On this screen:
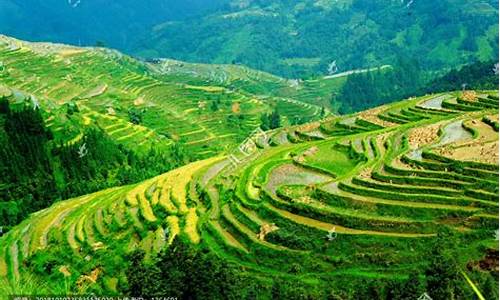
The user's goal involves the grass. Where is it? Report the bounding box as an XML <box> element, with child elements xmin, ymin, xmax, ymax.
<box><xmin>301</xmin><ymin>143</ymin><xmax>362</xmax><ymax>177</ymax></box>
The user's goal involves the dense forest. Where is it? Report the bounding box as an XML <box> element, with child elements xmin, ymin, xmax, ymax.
<box><xmin>424</xmin><ymin>60</ymin><xmax>499</xmax><ymax>93</ymax></box>
<box><xmin>0</xmin><ymin>0</ymin><xmax>229</xmax><ymax>49</ymax></box>
<box><xmin>1</xmin><ymin>0</ymin><xmax>497</xmax><ymax>78</ymax></box>
<box><xmin>0</xmin><ymin>98</ymin><xmax>192</xmax><ymax>229</ymax></box>
<box><xmin>337</xmin><ymin>59</ymin><xmax>499</xmax><ymax>113</ymax></box>
<box><xmin>337</xmin><ymin>58</ymin><xmax>423</xmax><ymax>113</ymax></box>
<box><xmin>135</xmin><ymin>0</ymin><xmax>498</xmax><ymax>78</ymax></box>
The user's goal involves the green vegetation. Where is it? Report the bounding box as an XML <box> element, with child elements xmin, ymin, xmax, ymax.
<box><xmin>1</xmin><ymin>1</ymin><xmax>497</xmax><ymax>79</ymax></box>
<box><xmin>299</xmin><ymin>143</ymin><xmax>363</xmax><ymax>177</ymax></box>
<box><xmin>0</xmin><ymin>0</ymin><xmax>498</xmax><ymax>296</ymax></box>
<box><xmin>260</xmin><ymin>107</ymin><xmax>281</xmax><ymax>130</ymax></box>
<box><xmin>0</xmin><ymin>35</ymin><xmax>326</xmax><ymax>157</ymax></box>
<box><xmin>125</xmin><ymin>238</ymin><xmax>244</xmax><ymax>298</ymax></box>
<box><xmin>425</xmin><ymin>59</ymin><xmax>499</xmax><ymax>93</ymax></box>
<box><xmin>0</xmin><ymin>87</ymin><xmax>497</xmax><ymax>298</ymax></box>
<box><xmin>132</xmin><ymin>0</ymin><xmax>498</xmax><ymax>78</ymax></box>
<box><xmin>0</xmin><ymin>97</ymin><xmax>191</xmax><ymax>228</ymax></box>
<box><xmin>338</xmin><ymin>59</ymin><xmax>423</xmax><ymax>113</ymax></box>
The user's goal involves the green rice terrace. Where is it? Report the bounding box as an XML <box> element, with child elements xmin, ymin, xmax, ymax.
<box><xmin>0</xmin><ymin>35</ymin><xmax>326</xmax><ymax>159</ymax></box>
<box><xmin>0</xmin><ymin>87</ymin><xmax>498</xmax><ymax>297</ymax></box>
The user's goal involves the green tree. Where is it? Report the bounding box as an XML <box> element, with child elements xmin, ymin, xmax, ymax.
<box><xmin>210</xmin><ymin>100</ymin><xmax>219</xmax><ymax>111</ymax></box>
<box><xmin>260</xmin><ymin>113</ymin><xmax>270</xmax><ymax>130</ymax></box>
<box><xmin>269</xmin><ymin>108</ymin><xmax>281</xmax><ymax>129</ymax></box>
<box><xmin>425</xmin><ymin>230</ymin><xmax>469</xmax><ymax>300</ymax></box>
<box><xmin>387</xmin><ymin>274</ymin><xmax>425</xmax><ymax>300</ymax></box>
<box><xmin>125</xmin><ymin>238</ymin><xmax>243</xmax><ymax>298</ymax></box>
<box><xmin>128</xmin><ymin>108</ymin><xmax>143</xmax><ymax>125</ymax></box>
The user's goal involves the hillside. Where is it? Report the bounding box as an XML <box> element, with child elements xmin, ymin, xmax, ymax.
<box><xmin>1</xmin><ymin>1</ymin><xmax>497</xmax><ymax>78</ymax></box>
<box><xmin>127</xmin><ymin>0</ymin><xmax>500</xmax><ymax>77</ymax></box>
<box><xmin>149</xmin><ymin>57</ymin><xmax>356</xmax><ymax>109</ymax></box>
<box><xmin>0</xmin><ymin>35</ymin><xmax>326</xmax><ymax>158</ymax></box>
<box><xmin>1</xmin><ymin>90</ymin><xmax>498</xmax><ymax>298</ymax></box>
<box><xmin>0</xmin><ymin>34</ymin><xmax>338</xmax><ymax>232</ymax></box>
<box><xmin>0</xmin><ymin>0</ymin><xmax>230</xmax><ymax>49</ymax></box>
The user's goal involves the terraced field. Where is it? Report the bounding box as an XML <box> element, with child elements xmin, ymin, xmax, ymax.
<box><xmin>149</xmin><ymin>58</ymin><xmax>344</xmax><ymax>110</ymax></box>
<box><xmin>0</xmin><ymin>90</ymin><xmax>497</xmax><ymax>296</ymax></box>
<box><xmin>0</xmin><ymin>35</ymin><xmax>325</xmax><ymax>157</ymax></box>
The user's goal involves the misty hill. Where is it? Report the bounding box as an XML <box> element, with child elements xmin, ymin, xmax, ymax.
<box><xmin>1</xmin><ymin>0</ymin><xmax>498</xmax><ymax>78</ymax></box>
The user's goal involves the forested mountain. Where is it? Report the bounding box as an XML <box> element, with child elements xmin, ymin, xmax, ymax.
<box><xmin>0</xmin><ymin>1</ymin><xmax>498</xmax><ymax>297</ymax></box>
<box><xmin>424</xmin><ymin>60</ymin><xmax>500</xmax><ymax>93</ymax></box>
<box><xmin>139</xmin><ymin>0</ymin><xmax>499</xmax><ymax>78</ymax></box>
<box><xmin>0</xmin><ymin>0</ymin><xmax>229</xmax><ymax>49</ymax></box>
<box><xmin>1</xmin><ymin>0</ymin><xmax>498</xmax><ymax>78</ymax></box>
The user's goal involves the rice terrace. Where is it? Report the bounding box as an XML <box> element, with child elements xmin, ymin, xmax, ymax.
<box><xmin>0</xmin><ymin>1</ymin><xmax>499</xmax><ymax>299</ymax></box>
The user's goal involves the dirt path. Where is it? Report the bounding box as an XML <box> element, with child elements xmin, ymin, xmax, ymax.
<box><xmin>417</xmin><ymin>94</ymin><xmax>451</xmax><ymax>110</ymax></box>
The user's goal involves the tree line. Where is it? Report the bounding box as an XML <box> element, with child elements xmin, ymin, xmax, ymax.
<box><xmin>336</xmin><ymin>59</ymin><xmax>498</xmax><ymax>114</ymax></box>
<box><xmin>123</xmin><ymin>230</ymin><xmax>498</xmax><ymax>299</ymax></box>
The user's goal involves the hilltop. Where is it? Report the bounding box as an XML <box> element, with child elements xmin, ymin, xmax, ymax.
<box><xmin>0</xmin><ymin>89</ymin><xmax>498</xmax><ymax>298</ymax></box>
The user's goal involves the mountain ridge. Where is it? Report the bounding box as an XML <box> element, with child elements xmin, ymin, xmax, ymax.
<box><xmin>1</xmin><ymin>0</ymin><xmax>497</xmax><ymax>78</ymax></box>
